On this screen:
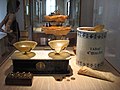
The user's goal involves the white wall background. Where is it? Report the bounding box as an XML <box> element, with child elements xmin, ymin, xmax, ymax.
<box><xmin>93</xmin><ymin>0</ymin><xmax>120</xmax><ymax>72</ymax></box>
<box><xmin>0</xmin><ymin>0</ymin><xmax>7</xmax><ymax>28</ymax></box>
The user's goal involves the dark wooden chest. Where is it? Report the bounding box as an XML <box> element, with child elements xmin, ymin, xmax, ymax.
<box><xmin>11</xmin><ymin>50</ymin><xmax>70</xmax><ymax>74</ymax></box>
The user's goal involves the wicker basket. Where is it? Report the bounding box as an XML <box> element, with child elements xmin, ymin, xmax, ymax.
<box><xmin>42</xmin><ymin>26</ymin><xmax>71</xmax><ymax>36</ymax></box>
<box><xmin>44</xmin><ymin>15</ymin><xmax>68</xmax><ymax>22</ymax></box>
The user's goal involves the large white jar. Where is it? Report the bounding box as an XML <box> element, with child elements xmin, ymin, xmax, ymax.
<box><xmin>76</xmin><ymin>27</ymin><xmax>107</xmax><ymax>69</ymax></box>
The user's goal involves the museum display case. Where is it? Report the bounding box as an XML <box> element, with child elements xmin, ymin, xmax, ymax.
<box><xmin>0</xmin><ymin>0</ymin><xmax>120</xmax><ymax>90</ymax></box>
<box><xmin>23</xmin><ymin>0</ymin><xmax>82</xmax><ymax>46</ymax></box>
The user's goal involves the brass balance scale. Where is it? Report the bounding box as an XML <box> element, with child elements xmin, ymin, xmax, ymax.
<box><xmin>11</xmin><ymin>12</ymin><xmax>72</xmax><ymax>74</ymax></box>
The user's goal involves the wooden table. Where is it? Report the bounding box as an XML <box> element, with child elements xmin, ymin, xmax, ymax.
<box><xmin>0</xmin><ymin>48</ymin><xmax>120</xmax><ymax>90</ymax></box>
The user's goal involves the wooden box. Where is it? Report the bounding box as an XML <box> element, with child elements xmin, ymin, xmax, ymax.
<box><xmin>5</xmin><ymin>72</ymin><xmax>33</xmax><ymax>86</ymax></box>
<box><xmin>11</xmin><ymin>50</ymin><xmax>70</xmax><ymax>74</ymax></box>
